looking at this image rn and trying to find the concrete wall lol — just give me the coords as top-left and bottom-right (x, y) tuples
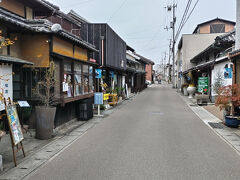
(181, 33), (223, 72)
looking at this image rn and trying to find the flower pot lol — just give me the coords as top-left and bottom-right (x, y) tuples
(35, 106), (56, 140)
(187, 86), (196, 99)
(224, 115), (240, 128)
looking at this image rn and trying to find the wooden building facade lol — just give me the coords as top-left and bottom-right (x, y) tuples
(0, 0), (98, 127)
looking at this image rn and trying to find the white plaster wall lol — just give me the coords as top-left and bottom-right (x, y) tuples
(211, 60), (232, 97)
(0, 64), (13, 111)
(181, 33), (223, 72)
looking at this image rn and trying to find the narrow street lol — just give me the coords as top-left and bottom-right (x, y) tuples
(25, 84), (240, 180)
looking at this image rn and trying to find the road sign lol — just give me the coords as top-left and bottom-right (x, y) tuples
(94, 93), (103, 105)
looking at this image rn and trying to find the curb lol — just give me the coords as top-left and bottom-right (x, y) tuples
(178, 92), (240, 156)
(0, 92), (137, 180)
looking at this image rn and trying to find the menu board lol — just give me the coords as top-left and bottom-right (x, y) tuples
(6, 105), (24, 145)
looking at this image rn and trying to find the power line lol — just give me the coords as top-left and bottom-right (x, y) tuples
(107, 0), (128, 23)
(64, 0), (96, 8)
(175, 0), (192, 40)
(175, 0), (200, 41)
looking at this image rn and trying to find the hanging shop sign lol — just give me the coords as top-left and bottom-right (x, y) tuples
(224, 68), (232, 79)
(110, 71), (114, 78)
(94, 92), (103, 105)
(95, 69), (102, 79)
(198, 77), (208, 93)
(0, 64), (13, 111)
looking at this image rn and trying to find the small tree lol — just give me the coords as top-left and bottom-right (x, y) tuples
(33, 61), (56, 107)
(213, 70), (225, 95)
(215, 84), (240, 116)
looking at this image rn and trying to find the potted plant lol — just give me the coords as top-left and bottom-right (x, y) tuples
(186, 72), (196, 98)
(182, 83), (189, 96)
(33, 62), (57, 139)
(215, 84), (240, 128)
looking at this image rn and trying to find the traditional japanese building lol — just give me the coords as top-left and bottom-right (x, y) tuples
(0, 0), (98, 127)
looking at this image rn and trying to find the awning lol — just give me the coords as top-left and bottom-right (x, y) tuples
(0, 55), (34, 65)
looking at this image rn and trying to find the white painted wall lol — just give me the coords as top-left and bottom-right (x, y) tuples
(211, 60), (232, 97)
(0, 64), (13, 111)
(181, 33), (223, 72)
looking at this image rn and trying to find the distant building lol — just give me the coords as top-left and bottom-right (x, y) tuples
(193, 18), (235, 34)
(176, 18), (235, 89)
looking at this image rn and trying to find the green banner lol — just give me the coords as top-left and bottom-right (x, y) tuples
(198, 77), (208, 93)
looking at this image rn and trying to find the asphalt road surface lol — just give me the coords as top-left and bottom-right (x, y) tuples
(25, 84), (240, 180)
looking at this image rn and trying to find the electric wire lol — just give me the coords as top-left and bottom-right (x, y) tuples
(175, 0), (192, 40)
(107, 0), (128, 23)
(175, 0), (200, 41)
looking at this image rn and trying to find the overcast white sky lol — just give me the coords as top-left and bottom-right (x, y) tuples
(48, 0), (236, 65)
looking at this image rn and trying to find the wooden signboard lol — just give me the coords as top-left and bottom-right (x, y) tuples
(6, 104), (24, 145)
(4, 98), (25, 166)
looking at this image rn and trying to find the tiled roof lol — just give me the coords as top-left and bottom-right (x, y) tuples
(37, 0), (60, 11)
(190, 30), (235, 63)
(229, 49), (240, 58)
(0, 8), (98, 52)
(0, 55), (34, 65)
(215, 30), (235, 44)
(134, 53), (155, 65)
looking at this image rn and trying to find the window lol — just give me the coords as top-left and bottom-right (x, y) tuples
(25, 7), (33, 20)
(89, 66), (94, 93)
(210, 24), (225, 33)
(13, 66), (21, 100)
(63, 61), (73, 98)
(83, 65), (89, 94)
(61, 61), (93, 99)
(74, 63), (83, 96)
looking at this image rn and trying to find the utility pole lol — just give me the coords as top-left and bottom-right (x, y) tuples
(236, 0), (240, 50)
(168, 39), (172, 83)
(164, 51), (167, 80)
(167, 3), (177, 87)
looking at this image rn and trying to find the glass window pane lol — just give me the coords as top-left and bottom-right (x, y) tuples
(83, 65), (89, 73)
(89, 75), (93, 93)
(89, 66), (93, 75)
(63, 74), (73, 98)
(74, 63), (82, 73)
(54, 60), (60, 98)
(64, 62), (72, 72)
(13, 74), (20, 81)
(83, 75), (89, 94)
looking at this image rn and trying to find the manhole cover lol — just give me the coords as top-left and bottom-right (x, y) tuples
(208, 122), (224, 129)
(150, 112), (164, 115)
